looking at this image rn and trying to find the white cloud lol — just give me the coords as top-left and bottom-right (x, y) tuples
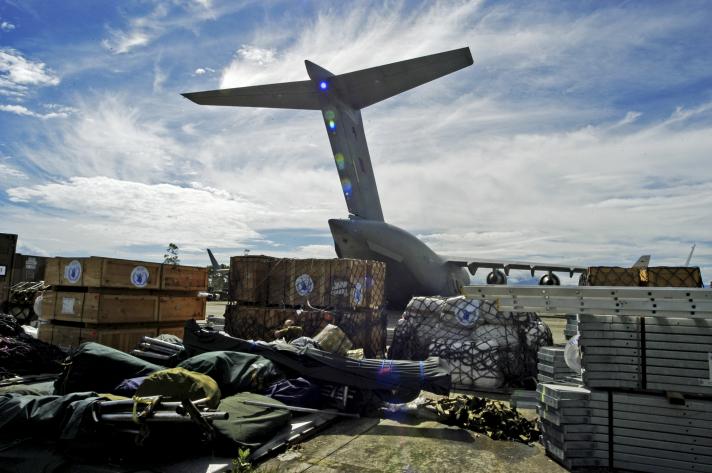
(102, 1), (231, 54)
(0, 48), (59, 96)
(0, 162), (26, 179)
(6, 176), (265, 250)
(102, 29), (150, 54)
(1, 21), (15, 32)
(0, 103), (71, 119)
(195, 67), (206, 75)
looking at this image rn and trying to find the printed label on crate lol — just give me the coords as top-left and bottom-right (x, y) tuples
(295, 273), (314, 296)
(331, 280), (348, 296)
(454, 299), (479, 327)
(0, 265), (5, 276)
(26, 257), (37, 270)
(353, 282), (363, 305)
(64, 260), (82, 283)
(131, 266), (150, 288)
(61, 297), (76, 315)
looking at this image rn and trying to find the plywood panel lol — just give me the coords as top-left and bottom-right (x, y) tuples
(158, 296), (205, 322)
(161, 265), (208, 291)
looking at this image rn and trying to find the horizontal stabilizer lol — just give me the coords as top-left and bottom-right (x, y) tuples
(333, 47), (474, 109)
(182, 80), (321, 110)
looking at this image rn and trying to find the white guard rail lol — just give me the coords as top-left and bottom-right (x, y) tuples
(462, 285), (712, 319)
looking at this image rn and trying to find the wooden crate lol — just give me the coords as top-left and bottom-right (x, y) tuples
(49, 290), (158, 324)
(37, 321), (53, 344)
(329, 259), (386, 309)
(44, 323), (156, 352)
(229, 255), (275, 304)
(161, 265), (208, 291)
(81, 325), (156, 352)
(284, 259), (331, 307)
(158, 296), (205, 322)
(51, 324), (82, 350)
(45, 257), (162, 289)
(0, 233), (17, 309)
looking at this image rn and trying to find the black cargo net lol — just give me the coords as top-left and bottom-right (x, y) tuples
(584, 266), (703, 287)
(0, 312), (65, 379)
(225, 256), (388, 358)
(388, 296), (552, 390)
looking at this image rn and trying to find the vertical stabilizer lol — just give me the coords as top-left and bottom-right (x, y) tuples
(207, 249), (221, 271)
(182, 47), (474, 221)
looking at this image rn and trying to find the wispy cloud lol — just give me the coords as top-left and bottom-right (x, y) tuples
(101, 0), (229, 54)
(0, 21), (15, 32)
(0, 161), (26, 179)
(0, 48), (59, 97)
(0, 103), (73, 119)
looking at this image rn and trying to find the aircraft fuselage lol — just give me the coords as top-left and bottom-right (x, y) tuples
(329, 218), (469, 308)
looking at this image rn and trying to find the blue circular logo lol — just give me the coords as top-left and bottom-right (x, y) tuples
(454, 300), (479, 327)
(131, 266), (150, 288)
(295, 274), (314, 296)
(64, 260), (82, 284)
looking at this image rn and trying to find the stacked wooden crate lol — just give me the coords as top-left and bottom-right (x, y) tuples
(37, 257), (207, 352)
(0, 233), (17, 310)
(226, 256), (387, 357)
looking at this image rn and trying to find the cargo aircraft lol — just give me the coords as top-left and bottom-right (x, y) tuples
(184, 47), (587, 307)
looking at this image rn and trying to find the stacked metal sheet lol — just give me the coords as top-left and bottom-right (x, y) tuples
(579, 314), (712, 395)
(537, 346), (579, 384)
(537, 383), (609, 470)
(608, 391), (712, 473)
(538, 383), (712, 472)
(564, 314), (578, 339)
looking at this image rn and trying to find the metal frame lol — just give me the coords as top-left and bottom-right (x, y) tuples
(463, 285), (712, 319)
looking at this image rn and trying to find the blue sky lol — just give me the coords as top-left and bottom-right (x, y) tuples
(0, 0), (711, 284)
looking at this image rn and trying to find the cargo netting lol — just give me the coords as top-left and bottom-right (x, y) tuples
(229, 256), (386, 310)
(226, 256), (388, 358)
(388, 296), (552, 391)
(582, 266), (703, 287)
(224, 305), (387, 358)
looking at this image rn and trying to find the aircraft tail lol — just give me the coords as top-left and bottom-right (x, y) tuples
(183, 47), (473, 221)
(631, 255), (650, 269)
(207, 248), (221, 271)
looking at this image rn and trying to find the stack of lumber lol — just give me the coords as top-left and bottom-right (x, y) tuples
(539, 383), (712, 473)
(0, 233), (17, 310)
(226, 256), (387, 357)
(537, 346), (579, 384)
(37, 257), (207, 352)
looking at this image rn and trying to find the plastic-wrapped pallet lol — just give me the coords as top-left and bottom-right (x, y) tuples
(389, 296), (552, 390)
